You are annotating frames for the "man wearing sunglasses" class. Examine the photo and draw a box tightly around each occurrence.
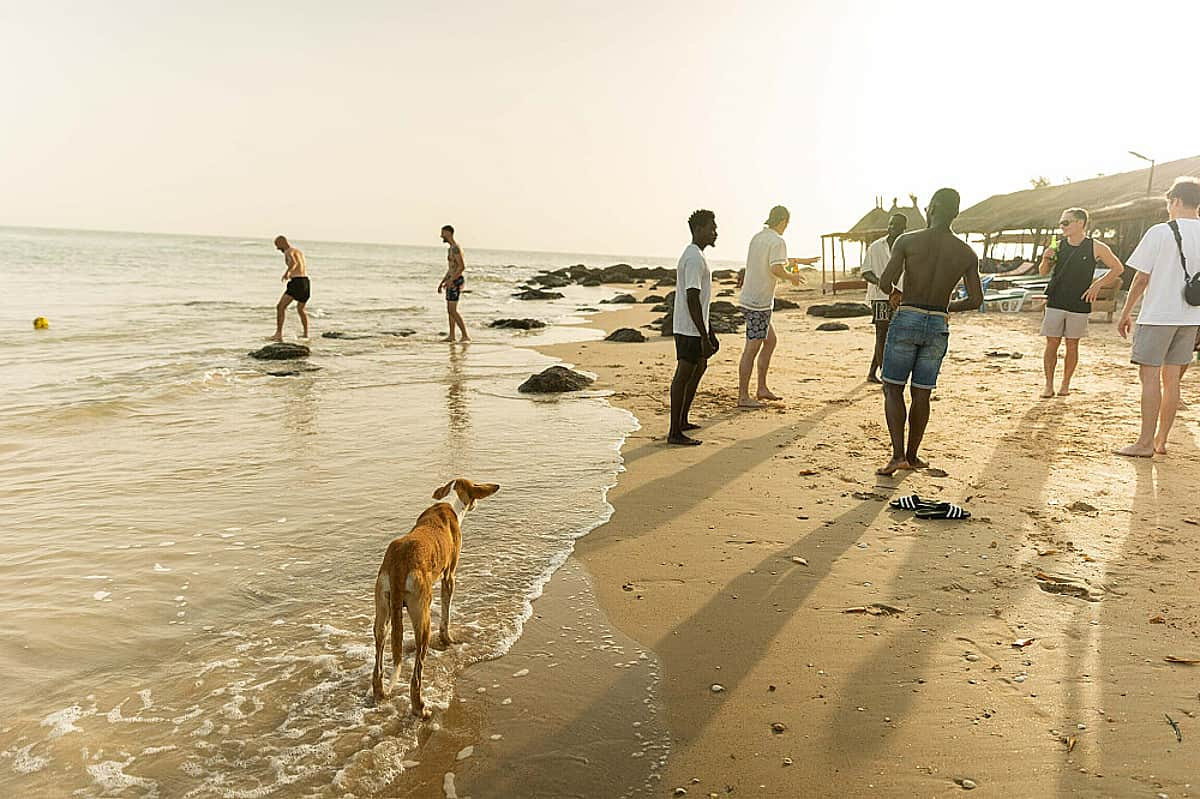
[1037,208,1125,397]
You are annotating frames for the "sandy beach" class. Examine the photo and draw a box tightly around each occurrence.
[507,281,1200,797]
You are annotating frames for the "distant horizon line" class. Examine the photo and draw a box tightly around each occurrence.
[0,222,749,266]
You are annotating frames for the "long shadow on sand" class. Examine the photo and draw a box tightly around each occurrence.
[460,383,908,795]
[815,399,1069,768]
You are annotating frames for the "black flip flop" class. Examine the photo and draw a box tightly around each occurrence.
[914,502,971,520]
[889,494,935,511]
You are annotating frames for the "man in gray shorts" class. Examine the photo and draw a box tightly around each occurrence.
[1116,177,1200,457]
[1037,207,1124,397]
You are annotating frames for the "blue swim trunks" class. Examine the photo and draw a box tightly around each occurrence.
[445,275,465,302]
[881,308,949,390]
[743,308,772,340]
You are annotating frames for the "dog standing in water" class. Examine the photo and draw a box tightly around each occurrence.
[372,478,499,718]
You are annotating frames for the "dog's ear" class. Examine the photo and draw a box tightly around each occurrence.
[433,480,456,500]
[470,482,500,500]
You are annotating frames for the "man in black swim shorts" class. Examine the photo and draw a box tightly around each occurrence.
[438,225,470,342]
[271,235,310,341]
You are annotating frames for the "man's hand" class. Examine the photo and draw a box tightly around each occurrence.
[889,289,903,309]
[1082,283,1104,304]
[1117,313,1133,339]
[788,272,801,286]
[790,256,820,266]
[701,334,716,359]
[437,280,446,294]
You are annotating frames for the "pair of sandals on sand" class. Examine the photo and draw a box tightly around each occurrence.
[889,494,971,520]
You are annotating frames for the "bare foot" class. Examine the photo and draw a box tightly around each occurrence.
[757,389,782,401]
[681,422,701,431]
[667,434,702,446]
[876,458,911,476]
[267,334,283,342]
[738,398,764,409]
[867,374,883,385]
[442,335,456,342]
[1039,387,1055,399]
[1154,441,1168,455]
[1115,444,1155,458]
[906,455,929,469]
[1057,386,1071,396]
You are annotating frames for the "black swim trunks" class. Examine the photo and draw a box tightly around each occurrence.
[286,277,311,303]
[446,275,465,302]
[674,334,705,364]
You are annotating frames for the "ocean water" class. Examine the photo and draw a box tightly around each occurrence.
[0,226,706,797]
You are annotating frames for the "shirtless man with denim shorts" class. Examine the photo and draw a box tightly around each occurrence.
[875,188,983,476]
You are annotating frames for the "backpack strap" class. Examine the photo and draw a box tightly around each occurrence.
[1169,220,1192,281]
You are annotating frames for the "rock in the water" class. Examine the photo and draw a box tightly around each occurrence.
[518,366,595,393]
[581,277,602,287]
[249,342,310,360]
[817,321,850,331]
[322,331,371,340]
[807,302,872,318]
[382,329,417,337]
[490,318,547,330]
[531,272,572,288]
[605,328,646,343]
[712,269,736,280]
[601,293,637,304]
[643,294,666,304]
[513,288,565,300]
[773,297,800,310]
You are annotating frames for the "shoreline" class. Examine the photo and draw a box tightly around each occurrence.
[536,283,1200,797]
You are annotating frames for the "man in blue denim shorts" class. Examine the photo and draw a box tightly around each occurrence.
[875,188,984,476]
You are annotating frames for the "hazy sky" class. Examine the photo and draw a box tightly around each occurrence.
[2,1,1191,258]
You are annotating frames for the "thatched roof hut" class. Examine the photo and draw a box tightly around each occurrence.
[843,196,926,243]
[819,196,925,294]
[955,154,1200,259]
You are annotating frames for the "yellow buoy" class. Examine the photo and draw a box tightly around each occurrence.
[33,316,49,330]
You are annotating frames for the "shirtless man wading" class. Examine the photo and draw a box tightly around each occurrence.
[875,188,983,476]
[270,235,310,341]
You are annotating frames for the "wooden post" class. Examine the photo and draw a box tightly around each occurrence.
[839,238,847,295]
[820,236,827,295]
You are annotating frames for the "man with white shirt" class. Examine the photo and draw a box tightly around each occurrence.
[862,213,908,383]
[669,209,719,446]
[737,205,818,407]
[1116,177,1200,457]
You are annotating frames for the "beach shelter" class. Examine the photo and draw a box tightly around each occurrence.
[819,196,925,294]
[955,154,1200,262]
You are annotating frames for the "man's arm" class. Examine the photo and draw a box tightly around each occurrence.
[948,254,984,313]
[282,250,297,281]
[1117,270,1150,339]
[1083,242,1125,302]
[686,288,713,355]
[770,262,800,286]
[877,238,907,294]
[1038,248,1054,276]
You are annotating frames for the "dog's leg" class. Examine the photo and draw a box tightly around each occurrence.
[372,575,390,700]
[439,568,456,646]
[408,578,434,720]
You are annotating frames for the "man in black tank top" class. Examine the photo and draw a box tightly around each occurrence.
[1037,208,1125,397]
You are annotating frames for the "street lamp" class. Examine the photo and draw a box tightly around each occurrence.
[1129,150,1156,196]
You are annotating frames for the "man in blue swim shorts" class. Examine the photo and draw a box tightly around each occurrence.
[875,188,984,476]
[438,225,470,342]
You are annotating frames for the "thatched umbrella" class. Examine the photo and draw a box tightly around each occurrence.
[820,196,925,294]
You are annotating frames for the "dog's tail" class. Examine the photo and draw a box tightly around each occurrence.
[389,566,407,677]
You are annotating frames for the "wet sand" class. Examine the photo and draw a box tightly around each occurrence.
[531,285,1200,797]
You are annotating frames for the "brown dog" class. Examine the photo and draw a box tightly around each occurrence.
[372,477,499,718]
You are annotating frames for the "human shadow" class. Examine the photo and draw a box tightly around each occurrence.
[817,399,1069,766]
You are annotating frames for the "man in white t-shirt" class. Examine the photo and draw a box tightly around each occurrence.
[862,213,908,383]
[1116,176,1200,457]
[669,209,719,446]
[736,205,818,408]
